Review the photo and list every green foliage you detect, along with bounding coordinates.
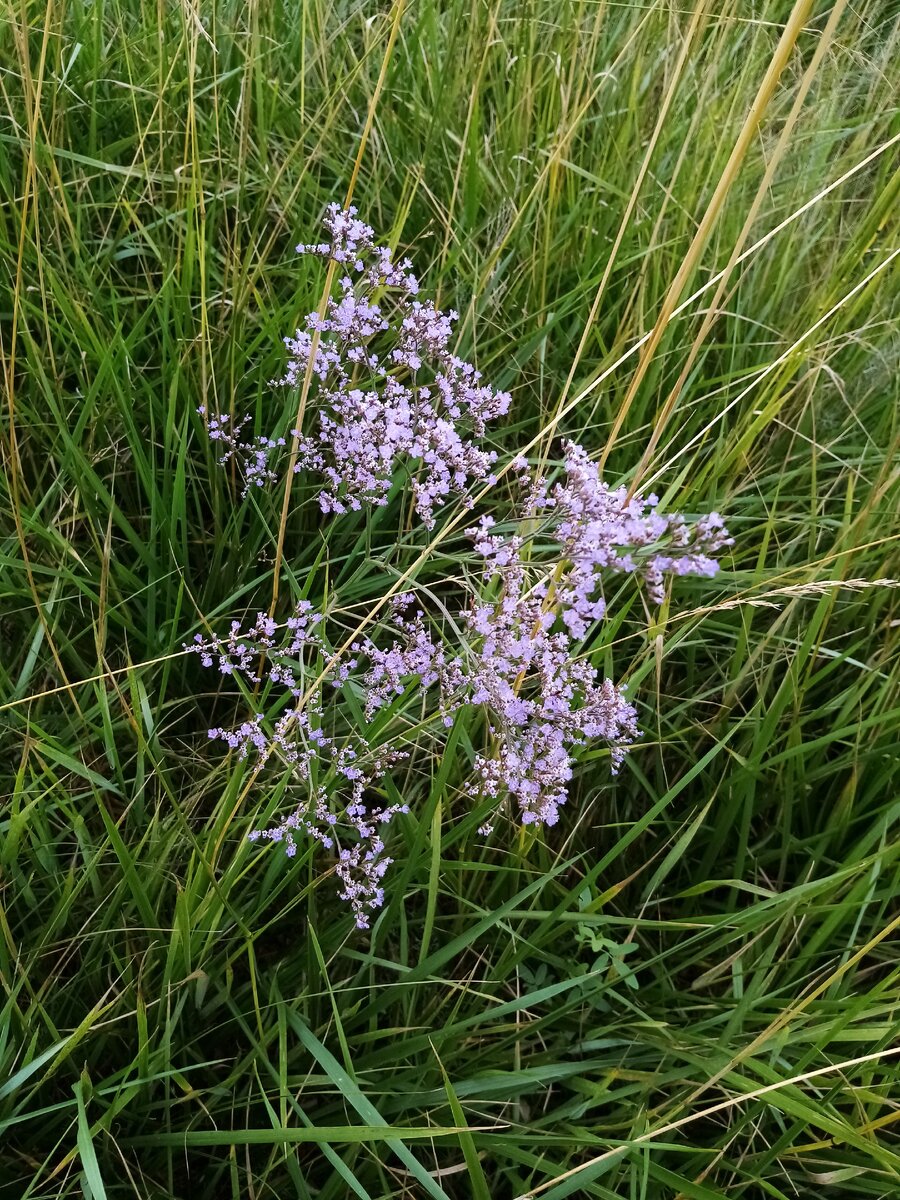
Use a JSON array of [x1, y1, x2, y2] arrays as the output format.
[[1, 0, 898, 1196]]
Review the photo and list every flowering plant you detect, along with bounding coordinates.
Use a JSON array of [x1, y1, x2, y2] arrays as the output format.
[[193, 209, 731, 928]]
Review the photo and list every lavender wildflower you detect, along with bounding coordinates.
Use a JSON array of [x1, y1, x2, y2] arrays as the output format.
[[549, 441, 733, 623], [188, 603, 413, 929], [248, 748, 410, 929], [202, 205, 511, 528], [359, 559, 640, 830], [455, 530, 639, 827], [197, 406, 286, 496], [371, 442, 733, 827]]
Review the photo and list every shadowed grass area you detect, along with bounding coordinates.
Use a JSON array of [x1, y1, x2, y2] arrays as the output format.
[[1, 0, 898, 1196]]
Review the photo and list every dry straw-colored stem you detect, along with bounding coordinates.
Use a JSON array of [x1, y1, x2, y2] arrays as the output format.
[[629, 0, 850, 495], [645, 246, 900, 490], [2, 2, 84, 718], [269, 0, 407, 616], [597, 0, 815, 478], [537, 0, 711, 479]]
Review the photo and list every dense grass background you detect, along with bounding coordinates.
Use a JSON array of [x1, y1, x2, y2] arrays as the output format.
[[1, 0, 899, 1196]]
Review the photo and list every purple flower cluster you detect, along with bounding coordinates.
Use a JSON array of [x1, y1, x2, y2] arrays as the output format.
[[354, 442, 732, 829], [190, 434, 730, 923], [186, 601, 409, 928], [360, 584, 639, 829], [196, 407, 287, 497], [548, 442, 732, 624], [249, 766, 409, 929], [202, 204, 511, 528], [462, 574, 638, 829], [471, 441, 735, 639], [360, 595, 453, 721]]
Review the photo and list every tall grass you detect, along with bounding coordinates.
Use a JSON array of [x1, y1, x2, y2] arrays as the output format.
[[1, 0, 898, 1196]]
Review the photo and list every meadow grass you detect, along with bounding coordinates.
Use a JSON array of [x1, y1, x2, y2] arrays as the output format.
[[1, 0, 899, 1196]]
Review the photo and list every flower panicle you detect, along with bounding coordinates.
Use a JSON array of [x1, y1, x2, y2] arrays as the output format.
[[190, 209, 732, 930], [203, 204, 510, 529]]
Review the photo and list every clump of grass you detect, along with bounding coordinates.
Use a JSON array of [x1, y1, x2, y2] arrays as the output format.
[[1, 1, 898, 1198]]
